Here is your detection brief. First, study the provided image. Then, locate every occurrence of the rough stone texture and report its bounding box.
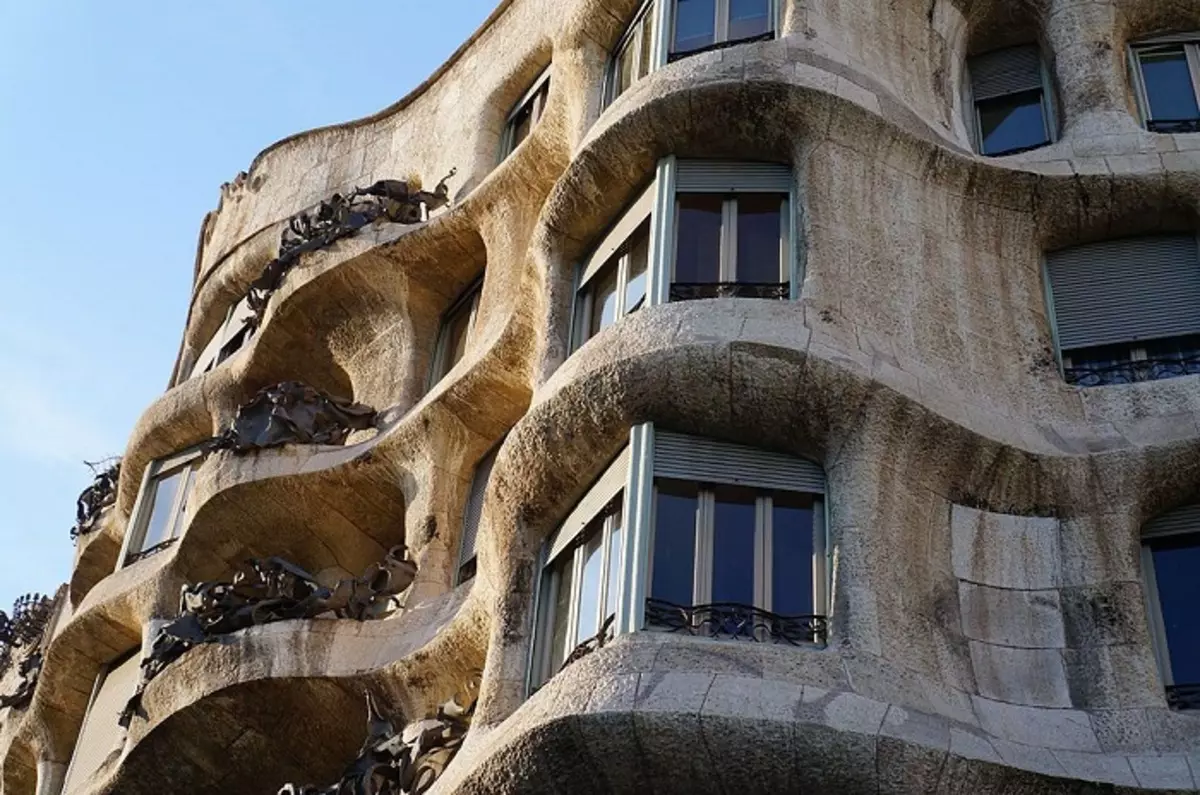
[6,0,1200,793]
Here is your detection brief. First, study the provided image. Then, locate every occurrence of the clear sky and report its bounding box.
[0,0,498,611]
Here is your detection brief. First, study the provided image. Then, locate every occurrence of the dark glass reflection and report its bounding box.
[674,0,716,53]
[589,262,620,337]
[624,223,650,312]
[1151,534,1200,685]
[549,554,575,670]
[736,194,784,283]
[978,90,1049,155]
[711,486,756,606]
[1141,48,1200,124]
[729,0,771,41]
[438,295,475,378]
[140,469,184,553]
[577,530,604,643]
[605,512,624,618]
[772,492,815,616]
[651,480,698,605]
[675,194,723,283]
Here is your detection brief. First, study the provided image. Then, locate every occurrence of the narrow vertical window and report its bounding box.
[674,194,723,283]
[607,1,657,106]
[649,480,698,607]
[124,450,203,566]
[501,71,551,160]
[674,0,717,54]
[1142,505,1200,711]
[574,206,653,351]
[1135,41,1200,133]
[431,278,482,384]
[770,491,816,616]
[968,44,1054,156]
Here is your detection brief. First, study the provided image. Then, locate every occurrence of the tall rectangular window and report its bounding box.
[188,296,256,380]
[1142,505,1200,711]
[670,0,774,59]
[501,71,551,159]
[607,1,657,106]
[1133,40,1200,133]
[124,450,203,566]
[457,445,500,583]
[968,44,1054,156]
[431,278,483,384]
[670,192,788,300]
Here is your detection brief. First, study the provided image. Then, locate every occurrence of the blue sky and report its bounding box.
[0,0,497,610]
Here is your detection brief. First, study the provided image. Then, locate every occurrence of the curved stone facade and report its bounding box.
[5,0,1200,792]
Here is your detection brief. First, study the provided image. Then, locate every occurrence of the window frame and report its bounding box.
[668,0,778,60]
[456,440,504,585]
[188,296,256,380]
[1130,36,1200,132]
[669,192,790,287]
[604,0,658,107]
[1140,511,1200,708]
[429,276,484,387]
[119,447,205,567]
[61,648,141,792]
[965,46,1058,157]
[499,68,552,160]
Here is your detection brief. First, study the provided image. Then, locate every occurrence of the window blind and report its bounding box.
[675,161,792,193]
[970,44,1044,101]
[654,430,825,493]
[1145,503,1200,539]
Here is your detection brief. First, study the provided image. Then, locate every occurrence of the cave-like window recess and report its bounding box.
[607,0,657,106]
[1132,36,1200,134]
[967,44,1057,156]
[120,448,205,567]
[1142,504,1200,711]
[60,650,141,794]
[573,186,653,350]
[431,277,483,385]
[670,0,775,60]
[1044,234,1200,387]
[457,444,501,584]
[188,295,255,380]
[500,69,551,160]
[670,161,791,301]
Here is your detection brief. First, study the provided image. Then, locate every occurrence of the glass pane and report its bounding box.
[549,555,576,671]
[729,0,771,41]
[606,510,624,619]
[615,37,636,100]
[1151,535,1200,685]
[438,295,475,378]
[650,480,699,606]
[639,9,655,79]
[978,90,1049,155]
[576,530,604,643]
[508,105,533,154]
[772,492,816,616]
[674,194,723,283]
[588,261,620,337]
[138,469,184,553]
[735,194,784,283]
[1141,49,1200,123]
[169,466,197,541]
[624,222,650,313]
[711,486,757,606]
[674,0,715,53]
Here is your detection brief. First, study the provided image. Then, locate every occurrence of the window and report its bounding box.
[645,431,827,643]
[500,70,551,159]
[61,651,142,794]
[431,278,483,384]
[1045,235,1200,386]
[1142,504,1200,711]
[458,445,500,584]
[670,162,791,300]
[574,220,650,349]
[670,0,774,59]
[188,296,255,379]
[967,44,1055,156]
[122,449,203,566]
[1133,38,1200,133]
[607,1,657,106]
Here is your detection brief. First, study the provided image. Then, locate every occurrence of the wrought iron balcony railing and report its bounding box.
[1148,118,1200,134]
[669,281,790,302]
[1064,356,1200,387]
[645,598,827,645]
[1167,683,1200,711]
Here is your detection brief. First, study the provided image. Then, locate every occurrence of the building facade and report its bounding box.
[4,0,1200,791]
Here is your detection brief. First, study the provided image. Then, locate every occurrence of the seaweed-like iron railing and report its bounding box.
[210,381,377,453]
[247,170,456,329]
[0,652,43,710]
[669,282,790,301]
[667,30,774,62]
[1064,356,1200,387]
[119,547,416,726]
[560,615,616,672]
[70,459,121,540]
[1148,119,1200,134]
[1167,683,1200,711]
[0,592,56,710]
[644,598,827,645]
[278,684,477,795]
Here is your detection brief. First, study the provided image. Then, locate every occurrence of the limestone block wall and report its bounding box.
[4,0,1200,792]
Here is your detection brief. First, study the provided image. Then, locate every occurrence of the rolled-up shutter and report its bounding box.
[459,448,499,572]
[654,430,825,493]
[547,449,629,561]
[1145,503,1200,539]
[969,44,1043,101]
[675,161,792,193]
[1047,235,1200,351]
[62,652,142,794]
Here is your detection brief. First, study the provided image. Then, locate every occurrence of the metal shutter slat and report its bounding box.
[970,45,1043,101]
[654,430,825,493]
[62,652,142,794]
[459,449,498,569]
[1048,235,1200,350]
[547,450,629,561]
[1145,503,1200,537]
[580,184,655,286]
[675,161,792,193]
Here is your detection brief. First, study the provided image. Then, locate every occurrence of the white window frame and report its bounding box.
[188,296,255,380]
[118,447,205,568]
[430,277,483,386]
[965,48,1057,156]
[61,649,141,793]
[1140,511,1200,707]
[1130,35,1200,131]
[499,69,551,160]
[670,193,790,286]
[605,0,658,107]
[667,0,778,59]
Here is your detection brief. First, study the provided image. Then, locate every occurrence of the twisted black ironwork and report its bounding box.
[560,615,616,672]
[669,281,790,301]
[210,381,377,453]
[0,594,53,676]
[1148,119,1200,134]
[0,652,43,710]
[70,460,121,540]
[1064,355,1200,387]
[1167,683,1200,711]
[667,30,774,62]
[645,598,827,645]
[125,538,179,566]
